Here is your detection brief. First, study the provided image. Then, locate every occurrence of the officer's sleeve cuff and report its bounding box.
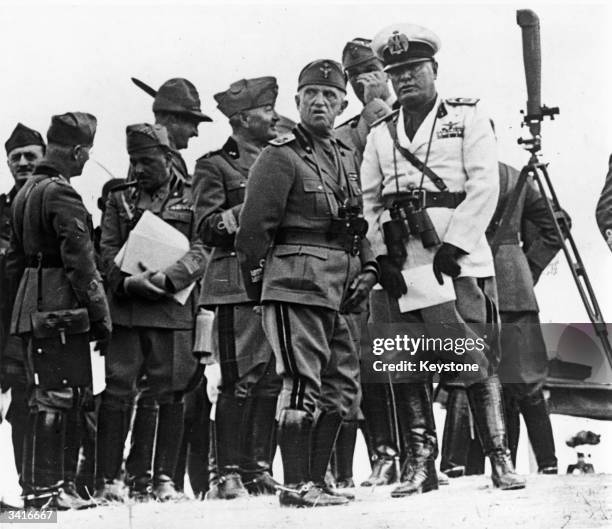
[362,261,380,283]
[362,99,393,127]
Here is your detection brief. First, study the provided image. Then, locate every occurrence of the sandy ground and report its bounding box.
[1,474,609,529]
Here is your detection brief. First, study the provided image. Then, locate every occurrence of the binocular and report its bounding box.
[383,199,440,264]
[329,198,369,240]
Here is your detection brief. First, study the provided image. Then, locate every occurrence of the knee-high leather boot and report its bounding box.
[391,383,438,497]
[360,382,400,486]
[519,389,558,473]
[214,393,248,499]
[125,397,158,499]
[332,420,358,488]
[242,396,280,495]
[467,376,526,490]
[152,398,184,501]
[94,394,131,502]
[277,408,347,507]
[23,410,90,510]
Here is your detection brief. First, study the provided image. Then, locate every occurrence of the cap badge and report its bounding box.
[320,62,332,79]
[388,31,410,55]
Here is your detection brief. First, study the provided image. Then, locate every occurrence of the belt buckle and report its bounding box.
[410,188,426,207]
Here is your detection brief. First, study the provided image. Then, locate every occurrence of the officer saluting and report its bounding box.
[235,60,379,507]
[361,24,525,495]
[6,113,111,510]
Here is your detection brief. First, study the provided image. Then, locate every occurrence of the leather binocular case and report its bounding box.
[30,308,92,389]
[193,307,215,365]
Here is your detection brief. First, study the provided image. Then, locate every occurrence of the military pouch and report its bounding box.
[29,248,92,390]
[30,308,92,389]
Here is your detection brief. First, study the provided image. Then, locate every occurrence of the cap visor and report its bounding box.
[384,58,432,72]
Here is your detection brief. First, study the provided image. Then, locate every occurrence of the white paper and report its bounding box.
[90,346,106,396]
[114,211,194,305]
[398,265,456,313]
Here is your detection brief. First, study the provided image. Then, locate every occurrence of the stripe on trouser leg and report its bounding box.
[218,305,238,388]
[281,304,306,410]
[275,303,302,409]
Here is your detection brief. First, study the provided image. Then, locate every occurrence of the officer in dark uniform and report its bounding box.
[6,113,111,510]
[1,124,45,488]
[235,60,379,507]
[129,78,211,497]
[96,124,206,502]
[596,154,612,252]
[193,76,281,499]
[441,161,562,476]
[333,38,401,489]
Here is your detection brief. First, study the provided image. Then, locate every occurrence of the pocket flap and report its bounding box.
[226,180,247,191]
[31,308,90,339]
[303,179,326,193]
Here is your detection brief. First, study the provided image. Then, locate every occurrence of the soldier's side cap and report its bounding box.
[297,59,347,93]
[47,112,97,146]
[342,38,380,73]
[214,76,278,118]
[126,123,171,154]
[371,23,441,72]
[5,123,45,154]
[153,78,212,122]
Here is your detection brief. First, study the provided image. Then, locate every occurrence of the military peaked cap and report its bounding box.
[372,23,441,72]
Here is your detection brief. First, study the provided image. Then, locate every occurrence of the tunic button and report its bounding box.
[62,379,68,385]
[36,348,43,354]
[230,252,236,256]
[317,185,323,190]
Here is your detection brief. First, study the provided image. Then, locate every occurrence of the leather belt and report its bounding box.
[384,190,466,210]
[275,228,360,254]
[25,254,63,268]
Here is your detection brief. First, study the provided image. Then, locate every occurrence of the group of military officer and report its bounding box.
[0,20,572,511]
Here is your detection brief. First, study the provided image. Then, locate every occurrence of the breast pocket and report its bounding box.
[225,179,246,207]
[302,178,333,219]
[161,209,193,238]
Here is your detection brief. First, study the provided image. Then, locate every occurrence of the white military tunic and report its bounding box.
[361,95,499,293]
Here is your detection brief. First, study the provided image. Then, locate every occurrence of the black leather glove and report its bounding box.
[376,255,407,298]
[90,320,111,355]
[432,243,467,285]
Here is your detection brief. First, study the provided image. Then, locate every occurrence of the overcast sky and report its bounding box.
[0,0,611,331]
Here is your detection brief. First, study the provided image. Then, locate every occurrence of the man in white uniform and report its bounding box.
[361,23,526,497]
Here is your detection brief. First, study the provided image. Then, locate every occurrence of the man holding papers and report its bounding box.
[360,23,525,496]
[96,123,206,501]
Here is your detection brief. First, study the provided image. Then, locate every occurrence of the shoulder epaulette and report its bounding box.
[110,181,138,193]
[335,114,360,130]
[445,97,480,106]
[268,132,295,146]
[371,109,400,128]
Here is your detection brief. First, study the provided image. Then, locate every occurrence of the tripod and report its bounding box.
[492,9,612,367]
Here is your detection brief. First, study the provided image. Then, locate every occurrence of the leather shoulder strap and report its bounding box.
[385,117,448,192]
